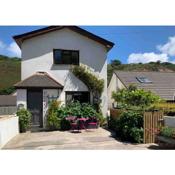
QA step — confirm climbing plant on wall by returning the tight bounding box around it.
[71,65,104,111]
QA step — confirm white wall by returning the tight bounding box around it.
[0,116,19,149]
[107,73,126,109]
[16,89,27,109]
[21,28,108,116]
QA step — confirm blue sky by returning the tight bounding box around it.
[1,26,175,64]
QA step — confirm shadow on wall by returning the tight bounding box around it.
[63,72,89,92]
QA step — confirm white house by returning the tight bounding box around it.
[14,26,114,128]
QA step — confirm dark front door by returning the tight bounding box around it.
[27,89,43,127]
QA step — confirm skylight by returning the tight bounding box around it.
[136,76,152,83]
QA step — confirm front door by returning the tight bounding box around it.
[27,89,43,127]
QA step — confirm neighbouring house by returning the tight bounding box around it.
[108,71,175,108]
[13,26,114,128]
[0,95,17,115]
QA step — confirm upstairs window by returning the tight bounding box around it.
[136,76,152,83]
[53,49,79,65]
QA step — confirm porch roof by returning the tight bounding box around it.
[14,72,63,89]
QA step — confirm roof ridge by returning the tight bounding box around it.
[13,26,114,51]
[114,70,175,74]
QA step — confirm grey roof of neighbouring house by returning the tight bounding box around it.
[114,71,175,100]
[0,95,16,106]
[14,72,63,89]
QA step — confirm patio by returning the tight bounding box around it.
[3,128,156,150]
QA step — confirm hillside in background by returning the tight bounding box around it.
[1,56,175,94]
[108,60,175,84]
[0,55,21,94]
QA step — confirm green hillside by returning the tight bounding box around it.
[108,60,175,84]
[0,55,21,94]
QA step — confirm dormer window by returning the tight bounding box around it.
[136,76,152,83]
[53,49,79,65]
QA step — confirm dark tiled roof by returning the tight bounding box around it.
[13,26,114,51]
[14,72,63,89]
[114,71,175,100]
[0,95,16,106]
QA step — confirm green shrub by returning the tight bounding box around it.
[115,110,143,143]
[47,100,61,130]
[96,112,107,127]
[160,127,175,138]
[57,101,97,118]
[16,108,31,133]
[47,112,61,130]
[81,103,97,117]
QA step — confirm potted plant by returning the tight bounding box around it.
[16,108,31,133]
[156,126,175,148]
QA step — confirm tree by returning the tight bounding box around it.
[111,59,122,66]
[112,84,162,110]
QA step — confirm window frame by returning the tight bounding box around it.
[53,49,79,65]
[65,91,90,104]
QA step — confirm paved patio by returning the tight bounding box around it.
[3,128,157,150]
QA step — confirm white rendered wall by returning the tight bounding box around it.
[21,28,108,116]
[107,73,126,109]
[16,89,27,109]
[0,116,19,149]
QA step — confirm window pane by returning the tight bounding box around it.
[54,50,62,64]
[62,50,71,64]
[66,92,90,104]
[72,51,79,65]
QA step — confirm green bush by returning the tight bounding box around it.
[81,103,97,117]
[47,100,61,130]
[96,112,107,127]
[47,112,61,130]
[57,101,97,118]
[16,108,31,133]
[115,110,143,143]
[160,127,175,138]
[112,84,162,110]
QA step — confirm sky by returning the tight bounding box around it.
[1,26,175,64]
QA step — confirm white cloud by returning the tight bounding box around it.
[128,52,169,63]
[0,40,6,50]
[157,36,175,56]
[7,42,21,57]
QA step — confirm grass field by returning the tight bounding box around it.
[0,55,21,91]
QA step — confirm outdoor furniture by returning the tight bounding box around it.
[86,117,98,129]
[65,116,98,131]
[77,118,87,130]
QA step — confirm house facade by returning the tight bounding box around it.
[108,71,175,109]
[14,26,114,128]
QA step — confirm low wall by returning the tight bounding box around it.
[164,116,175,128]
[0,116,19,148]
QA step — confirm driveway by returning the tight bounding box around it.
[3,128,156,150]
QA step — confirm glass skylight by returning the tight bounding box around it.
[136,76,152,83]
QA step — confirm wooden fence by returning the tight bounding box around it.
[144,111,164,144]
[0,106,17,115]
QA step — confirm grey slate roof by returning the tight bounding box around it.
[114,71,175,100]
[0,95,16,106]
[14,72,63,89]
